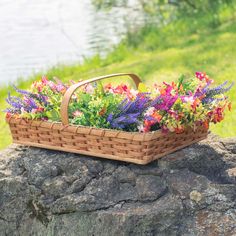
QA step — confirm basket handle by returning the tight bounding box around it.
[60,73,142,125]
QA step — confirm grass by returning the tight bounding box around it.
[1,7,236,150]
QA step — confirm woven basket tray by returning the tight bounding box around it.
[6,73,208,165]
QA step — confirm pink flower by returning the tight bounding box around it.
[85,84,95,94]
[31,109,37,114]
[56,84,66,93]
[41,76,48,85]
[48,81,57,91]
[73,110,83,117]
[41,117,48,121]
[32,81,43,92]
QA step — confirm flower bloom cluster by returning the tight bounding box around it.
[5,72,233,133]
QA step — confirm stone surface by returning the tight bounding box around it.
[0,135,236,236]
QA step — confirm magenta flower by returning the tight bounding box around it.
[195,72,205,80]
[154,94,178,111]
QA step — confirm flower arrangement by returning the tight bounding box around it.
[5,72,233,134]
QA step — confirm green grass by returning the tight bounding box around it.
[1,8,236,150]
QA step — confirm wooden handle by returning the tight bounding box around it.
[60,73,142,125]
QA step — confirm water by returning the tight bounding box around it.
[0,0,145,87]
[0,0,88,85]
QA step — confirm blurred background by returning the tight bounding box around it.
[0,0,236,149]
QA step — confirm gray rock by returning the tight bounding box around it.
[0,135,236,236]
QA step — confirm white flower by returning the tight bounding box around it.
[183,96,195,104]
[138,124,145,132]
[144,107,156,116]
[130,89,138,97]
[72,94,77,100]
[155,88,160,95]
[20,107,25,114]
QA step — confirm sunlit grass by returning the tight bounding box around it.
[0,13,236,150]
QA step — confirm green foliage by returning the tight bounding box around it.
[69,89,122,128]
[177,75,198,94]
[92,0,128,10]
[91,0,235,28]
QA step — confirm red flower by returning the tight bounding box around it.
[210,107,225,123]
[191,98,200,110]
[36,107,44,113]
[203,120,209,129]
[175,126,184,134]
[152,112,162,122]
[143,111,162,132]
[179,84,184,92]
[6,112,12,119]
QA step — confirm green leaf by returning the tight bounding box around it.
[177,74,185,89]
[45,110,60,121]
[95,82,105,96]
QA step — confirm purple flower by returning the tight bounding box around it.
[118,93,151,115]
[109,113,140,130]
[202,81,234,104]
[6,93,25,111]
[107,93,151,131]
[5,92,40,114]
[4,107,17,114]
[24,97,38,110]
[12,85,32,96]
[5,85,50,115]
[36,94,49,106]
[13,85,49,106]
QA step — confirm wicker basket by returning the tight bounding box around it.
[6,73,208,165]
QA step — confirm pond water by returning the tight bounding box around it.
[0,0,142,86]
